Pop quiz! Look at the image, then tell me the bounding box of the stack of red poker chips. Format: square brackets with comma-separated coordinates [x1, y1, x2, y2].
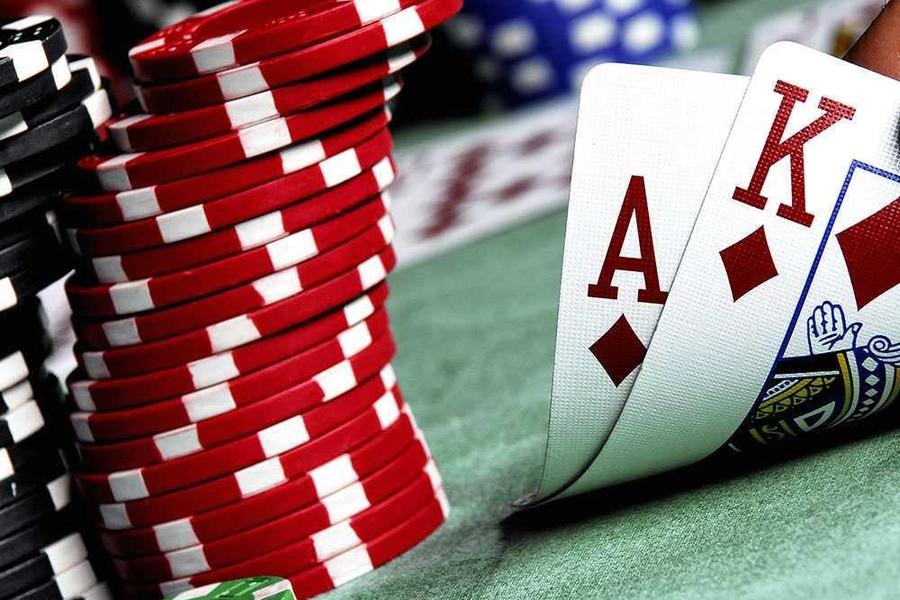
[56, 1, 462, 596]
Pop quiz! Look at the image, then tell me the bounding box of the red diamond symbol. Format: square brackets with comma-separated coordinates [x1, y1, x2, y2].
[589, 315, 647, 387]
[719, 226, 779, 301]
[836, 198, 900, 309]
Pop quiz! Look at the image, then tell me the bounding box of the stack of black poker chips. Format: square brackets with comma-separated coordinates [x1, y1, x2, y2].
[0, 15, 114, 600]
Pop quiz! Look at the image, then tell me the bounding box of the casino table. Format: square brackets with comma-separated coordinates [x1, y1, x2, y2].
[328, 0, 900, 598]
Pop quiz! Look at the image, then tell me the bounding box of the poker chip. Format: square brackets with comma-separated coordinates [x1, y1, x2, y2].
[0, 135, 84, 199]
[0, 225, 63, 279]
[0, 83, 113, 167]
[0, 474, 70, 539]
[0, 500, 79, 571]
[0, 180, 63, 230]
[0, 55, 101, 143]
[76, 275, 387, 385]
[287, 487, 448, 598]
[0, 55, 71, 118]
[78, 383, 403, 508]
[159, 577, 293, 600]
[133, 0, 463, 113]
[0, 330, 52, 391]
[113, 41, 426, 152]
[11, 561, 104, 600]
[61, 84, 401, 226]
[0, 17, 67, 89]
[102, 429, 429, 556]
[70, 149, 396, 277]
[125, 485, 448, 599]
[71, 249, 395, 390]
[120, 460, 442, 587]
[0, 446, 68, 511]
[71, 289, 390, 441]
[129, 0, 426, 81]
[73, 307, 392, 415]
[0, 399, 47, 448]
[72, 206, 393, 348]
[79, 101, 391, 193]
[66, 167, 393, 315]
[77, 352, 397, 472]
[0, 533, 89, 599]
[91, 406, 416, 529]
[0, 254, 69, 312]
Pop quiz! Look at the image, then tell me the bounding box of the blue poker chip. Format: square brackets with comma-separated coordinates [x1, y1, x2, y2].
[447, 0, 699, 106]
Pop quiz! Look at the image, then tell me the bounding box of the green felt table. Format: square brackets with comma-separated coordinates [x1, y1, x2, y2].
[331, 1, 900, 598]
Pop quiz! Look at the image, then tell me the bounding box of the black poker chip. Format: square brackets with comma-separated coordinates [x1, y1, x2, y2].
[0, 295, 47, 351]
[0, 55, 100, 145]
[0, 83, 113, 167]
[0, 531, 87, 598]
[0, 474, 70, 539]
[0, 501, 78, 572]
[0, 55, 70, 119]
[0, 366, 54, 418]
[0, 451, 67, 513]
[0, 135, 87, 199]
[0, 17, 67, 89]
[9, 565, 104, 600]
[0, 225, 63, 279]
[0, 180, 63, 231]
[0, 257, 69, 314]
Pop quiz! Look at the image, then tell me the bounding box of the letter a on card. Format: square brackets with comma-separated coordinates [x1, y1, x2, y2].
[525, 64, 747, 503]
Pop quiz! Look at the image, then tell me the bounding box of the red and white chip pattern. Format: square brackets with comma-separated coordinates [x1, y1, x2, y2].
[72, 209, 394, 349]
[114, 45, 422, 152]
[92, 404, 419, 530]
[132, 0, 462, 113]
[128, 0, 425, 80]
[100, 429, 431, 556]
[63, 2, 460, 594]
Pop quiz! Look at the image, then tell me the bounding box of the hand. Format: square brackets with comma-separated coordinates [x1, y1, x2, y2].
[807, 301, 862, 354]
[845, 1, 900, 78]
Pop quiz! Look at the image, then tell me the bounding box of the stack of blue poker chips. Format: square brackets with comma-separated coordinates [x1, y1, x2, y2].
[446, 0, 699, 107]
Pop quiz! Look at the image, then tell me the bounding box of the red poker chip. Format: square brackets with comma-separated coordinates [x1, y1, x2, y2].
[76, 157, 395, 286]
[79, 100, 392, 192]
[67, 177, 393, 317]
[72, 206, 392, 349]
[67, 127, 393, 260]
[114, 460, 442, 585]
[288, 488, 448, 598]
[116, 41, 426, 152]
[72, 318, 394, 444]
[123, 483, 449, 599]
[71, 250, 395, 382]
[88, 406, 417, 530]
[100, 435, 431, 557]
[133, 0, 462, 113]
[129, 0, 426, 81]
[75, 378, 406, 504]
[79, 346, 396, 472]
[61, 86, 400, 226]
[71, 305, 391, 413]
[73, 280, 387, 388]
[77, 358, 397, 472]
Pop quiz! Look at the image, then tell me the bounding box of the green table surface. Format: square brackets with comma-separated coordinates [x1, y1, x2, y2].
[332, 1, 900, 598]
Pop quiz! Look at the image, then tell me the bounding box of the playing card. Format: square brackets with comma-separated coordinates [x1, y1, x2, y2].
[574, 42, 900, 492]
[528, 64, 747, 503]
